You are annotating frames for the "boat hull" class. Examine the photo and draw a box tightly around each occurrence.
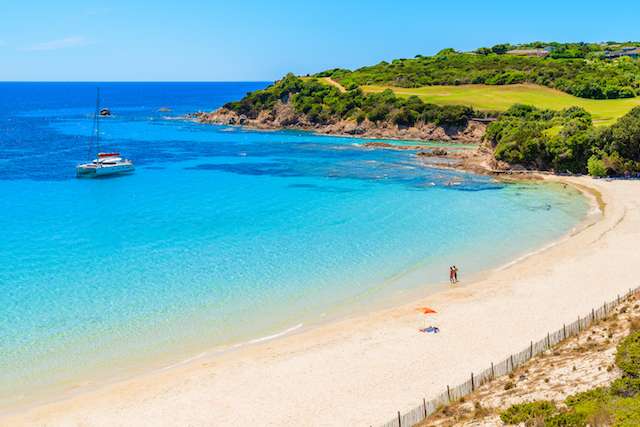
[76,163,135,178]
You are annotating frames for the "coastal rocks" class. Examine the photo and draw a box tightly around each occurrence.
[270,102,298,127]
[195,109,238,125]
[195,103,487,145]
[331,120,366,135]
[192,105,517,175]
[416,148,448,157]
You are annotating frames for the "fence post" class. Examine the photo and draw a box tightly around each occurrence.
[471,372,475,391]
[605,302,607,316]
[547,332,550,349]
[510,354,514,370]
[398,410,401,427]
[423,398,427,418]
[491,362,495,380]
[530,341,533,358]
[447,385,451,402]
[592,308,595,322]
[578,316,581,332]
[563,323,566,340]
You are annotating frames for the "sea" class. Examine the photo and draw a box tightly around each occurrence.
[0,82,590,409]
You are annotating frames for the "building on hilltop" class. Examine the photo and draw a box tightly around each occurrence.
[604,47,640,59]
[505,48,550,57]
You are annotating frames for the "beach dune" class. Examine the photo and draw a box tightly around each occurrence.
[3,177,639,427]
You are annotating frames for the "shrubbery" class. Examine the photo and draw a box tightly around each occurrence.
[499,401,556,424]
[485,105,640,175]
[587,155,607,177]
[616,331,640,378]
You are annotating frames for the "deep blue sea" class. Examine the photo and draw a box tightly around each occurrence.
[0,82,589,408]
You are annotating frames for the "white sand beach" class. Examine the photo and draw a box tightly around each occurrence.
[4,176,640,427]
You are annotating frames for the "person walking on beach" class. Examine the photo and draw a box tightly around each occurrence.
[449,266,455,284]
[452,265,459,283]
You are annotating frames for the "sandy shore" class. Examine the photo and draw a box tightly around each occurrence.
[4,177,640,427]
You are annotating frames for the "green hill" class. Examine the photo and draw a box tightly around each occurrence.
[317,42,640,100]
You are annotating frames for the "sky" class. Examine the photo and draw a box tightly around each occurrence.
[1,0,639,81]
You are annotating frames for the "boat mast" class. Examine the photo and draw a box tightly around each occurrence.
[95,88,100,156]
[87,88,100,161]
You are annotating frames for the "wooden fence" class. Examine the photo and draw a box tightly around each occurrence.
[380,286,640,427]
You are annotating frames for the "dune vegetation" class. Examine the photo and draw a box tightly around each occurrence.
[418,295,640,427]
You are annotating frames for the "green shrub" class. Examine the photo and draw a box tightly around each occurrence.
[610,377,640,397]
[544,411,587,426]
[611,396,640,426]
[587,155,607,177]
[616,331,640,378]
[565,388,610,408]
[500,401,557,425]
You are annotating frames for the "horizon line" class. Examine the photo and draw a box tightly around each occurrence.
[0,80,274,83]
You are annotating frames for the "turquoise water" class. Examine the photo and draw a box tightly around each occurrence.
[0,83,589,408]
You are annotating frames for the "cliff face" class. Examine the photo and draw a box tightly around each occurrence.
[194,101,486,144]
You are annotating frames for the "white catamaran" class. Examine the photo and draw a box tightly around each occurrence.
[76,89,134,178]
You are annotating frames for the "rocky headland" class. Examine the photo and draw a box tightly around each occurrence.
[193,101,486,144]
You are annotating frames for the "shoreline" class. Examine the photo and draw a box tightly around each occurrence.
[4,175,637,427]
[0,178,586,417]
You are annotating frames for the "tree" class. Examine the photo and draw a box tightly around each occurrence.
[602,106,640,162]
[491,43,512,54]
[436,48,458,56]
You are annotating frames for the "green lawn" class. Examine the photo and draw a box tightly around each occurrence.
[362,84,640,126]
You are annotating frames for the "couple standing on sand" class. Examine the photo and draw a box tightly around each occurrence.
[449,265,459,284]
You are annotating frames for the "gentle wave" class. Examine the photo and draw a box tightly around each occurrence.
[247,323,304,345]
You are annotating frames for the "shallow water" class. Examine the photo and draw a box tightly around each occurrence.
[0,83,589,407]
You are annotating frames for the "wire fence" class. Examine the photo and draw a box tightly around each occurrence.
[380,286,640,427]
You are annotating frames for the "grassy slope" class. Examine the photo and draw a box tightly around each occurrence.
[300,76,346,92]
[362,83,640,126]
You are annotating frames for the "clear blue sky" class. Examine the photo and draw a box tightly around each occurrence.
[1,0,639,81]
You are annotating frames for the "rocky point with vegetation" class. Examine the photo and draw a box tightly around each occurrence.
[195,74,486,144]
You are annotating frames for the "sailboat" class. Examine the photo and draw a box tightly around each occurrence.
[76,89,134,178]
